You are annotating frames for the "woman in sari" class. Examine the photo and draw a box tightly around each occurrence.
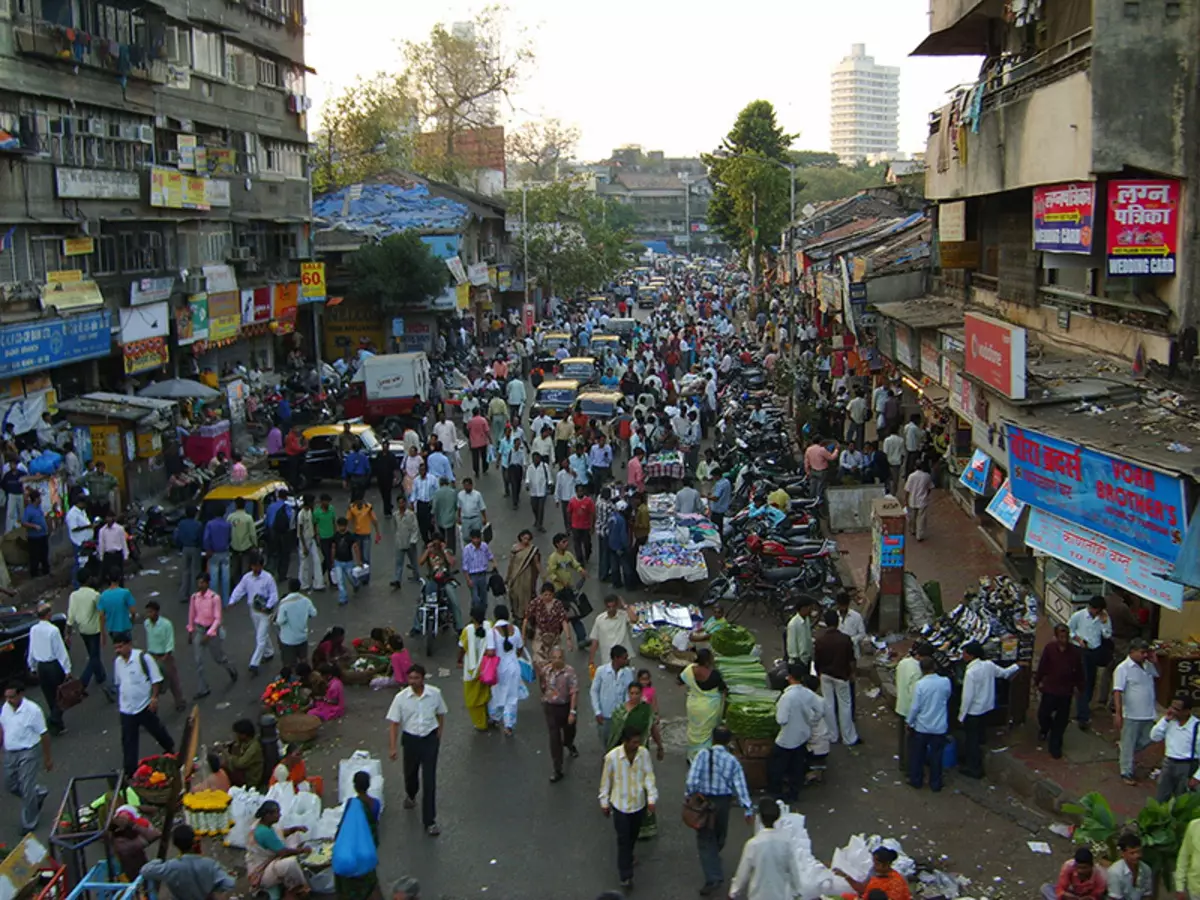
[606,682,664,839]
[524,582,574,671]
[678,648,727,761]
[401,446,422,500]
[504,529,541,621]
[485,605,524,736]
[310,664,345,721]
[244,800,310,900]
[334,771,382,900]
[457,606,492,732]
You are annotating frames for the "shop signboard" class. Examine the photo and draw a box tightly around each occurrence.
[446,257,467,285]
[118,302,169,342]
[985,478,1026,531]
[1025,507,1184,610]
[129,277,176,306]
[176,295,209,345]
[1105,179,1180,278]
[121,337,170,375]
[893,323,915,370]
[0,310,112,378]
[467,262,490,286]
[62,237,94,257]
[959,448,992,495]
[300,262,326,303]
[241,288,268,325]
[1033,183,1095,254]
[964,311,1026,400]
[207,292,241,341]
[273,282,299,335]
[919,335,940,380]
[456,283,470,309]
[1007,424,1188,564]
[55,167,140,201]
[939,201,966,242]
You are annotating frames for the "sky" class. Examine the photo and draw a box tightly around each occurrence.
[304,0,982,161]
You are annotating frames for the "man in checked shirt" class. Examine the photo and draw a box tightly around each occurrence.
[686,725,754,895]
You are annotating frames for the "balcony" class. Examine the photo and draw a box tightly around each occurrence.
[13,18,167,85]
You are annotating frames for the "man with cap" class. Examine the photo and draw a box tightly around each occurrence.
[1113,638,1159,785]
[26,603,69,735]
[957,640,1021,779]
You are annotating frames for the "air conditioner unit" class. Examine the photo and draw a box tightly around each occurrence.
[120,123,139,141]
[137,125,154,144]
[184,274,205,294]
[228,246,252,261]
[88,118,105,136]
[162,150,179,164]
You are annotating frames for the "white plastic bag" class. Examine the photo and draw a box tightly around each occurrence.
[338,750,385,812]
[868,835,916,879]
[225,787,264,849]
[831,834,874,885]
[313,804,344,841]
[282,790,322,834]
[266,780,297,820]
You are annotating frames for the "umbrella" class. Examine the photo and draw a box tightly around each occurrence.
[137,378,221,400]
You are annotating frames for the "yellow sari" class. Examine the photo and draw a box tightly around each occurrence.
[460,622,492,731]
[681,663,724,762]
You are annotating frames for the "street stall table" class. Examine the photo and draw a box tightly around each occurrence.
[644,450,685,482]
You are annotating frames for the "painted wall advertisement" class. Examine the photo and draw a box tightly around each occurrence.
[964,311,1026,400]
[1032,183,1094,254]
[1025,508,1184,610]
[1105,179,1180,277]
[1006,424,1187,564]
[0,310,112,377]
[122,338,169,374]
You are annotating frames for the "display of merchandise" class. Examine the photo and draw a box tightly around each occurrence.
[916,574,1038,669]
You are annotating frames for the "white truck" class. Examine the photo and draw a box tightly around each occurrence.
[344,352,430,431]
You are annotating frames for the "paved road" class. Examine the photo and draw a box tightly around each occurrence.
[18,340,1066,898]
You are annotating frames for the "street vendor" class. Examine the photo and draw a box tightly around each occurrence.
[110,806,161,879]
[245,800,311,900]
[227,718,265,789]
[690,604,730,646]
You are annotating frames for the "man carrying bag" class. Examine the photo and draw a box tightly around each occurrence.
[683,726,754,896]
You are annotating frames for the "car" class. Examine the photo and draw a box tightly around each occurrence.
[201,479,291,545]
[0,606,69,686]
[267,422,384,490]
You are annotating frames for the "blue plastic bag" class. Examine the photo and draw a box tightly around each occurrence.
[518,650,535,684]
[331,797,378,878]
[29,451,62,475]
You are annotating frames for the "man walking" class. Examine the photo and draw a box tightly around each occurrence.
[186,573,237,699]
[687,725,753,896]
[68,574,114,702]
[112,632,175,777]
[431,478,459,552]
[460,529,495,611]
[803,436,838,504]
[814,610,858,745]
[589,595,636,671]
[784,600,815,669]
[525,452,552,533]
[409,463,440,543]
[599,726,658,892]
[540,647,578,783]
[455,478,488,548]
[202,508,232,603]
[957,640,1020,778]
[894,643,932,772]
[140,824,235,900]
[568,483,596,566]
[1150,696,1200,801]
[1068,596,1112,730]
[387,664,447,837]
[769,663,824,802]
[143,601,186,712]
[275,578,318,666]
[906,657,952,792]
[227,498,258,588]
[590,644,635,748]
[1,682,52,835]
[391,498,421,590]
[228,553,278,676]
[374,442,397,518]
[903,461,935,542]
[1035,624,1083,760]
[27,603,69,736]
[466,409,491,477]
[1113,638,1158,785]
[882,428,905,495]
[173,506,204,605]
[729,798,803,900]
[66,493,92,587]
[296,495,326,592]
[265,491,294,581]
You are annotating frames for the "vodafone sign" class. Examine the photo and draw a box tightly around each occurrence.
[964,311,1027,400]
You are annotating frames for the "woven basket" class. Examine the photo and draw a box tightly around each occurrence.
[342,668,378,686]
[277,713,321,744]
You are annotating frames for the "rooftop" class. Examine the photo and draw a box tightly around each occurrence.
[312,181,471,241]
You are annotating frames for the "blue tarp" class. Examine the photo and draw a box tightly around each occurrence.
[640,240,674,256]
[313,183,470,240]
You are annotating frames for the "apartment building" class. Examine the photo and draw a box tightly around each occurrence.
[830,44,900,164]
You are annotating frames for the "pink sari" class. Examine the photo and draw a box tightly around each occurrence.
[310,677,345,721]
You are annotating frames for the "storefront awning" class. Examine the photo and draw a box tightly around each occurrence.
[872,296,964,330]
[57,391,177,425]
[40,280,104,313]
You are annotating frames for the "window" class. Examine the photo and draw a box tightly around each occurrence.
[118,231,164,273]
[202,229,232,265]
[259,138,306,178]
[41,0,72,25]
[93,235,118,276]
[192,29,223,77]
[224,43,254,87]
[256,57,279,88]
[29,235,74,282]
[165,25,191,66]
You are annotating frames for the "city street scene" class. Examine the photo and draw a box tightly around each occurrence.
[0,1,1197,900]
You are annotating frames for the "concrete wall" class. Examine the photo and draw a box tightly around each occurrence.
[864,271,927,305]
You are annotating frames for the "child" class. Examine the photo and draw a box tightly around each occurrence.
[804,674,830,783]
[637,668,658,714]
[389,635,412,685]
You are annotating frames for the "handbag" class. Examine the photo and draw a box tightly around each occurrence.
[478,654,500,686]
[56,676,84,711]
[488,571,507,597]
[682,749,716,831]
[518,649,535,684]
[331,797,378,878]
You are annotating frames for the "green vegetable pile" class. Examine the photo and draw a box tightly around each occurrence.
[710,624,756,657]
[716,654,768,689]
[639,630,671,660]
[725,697,779,740]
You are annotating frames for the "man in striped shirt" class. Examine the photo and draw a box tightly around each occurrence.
[599,726,658,892]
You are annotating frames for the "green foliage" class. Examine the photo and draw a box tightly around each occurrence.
[311,73,416,194]
[1063,792,1121,861]
[345,233,449,312]
[788,150,840,168]
[793,162,888,209]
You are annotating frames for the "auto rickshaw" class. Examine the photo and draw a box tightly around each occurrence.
[201,478,291,546]
[577,389,623,421]
[590,334,621,357]
[540,331,573,354]
[558,356,597,384]
[535,379,582,414]
[267,421,385,490]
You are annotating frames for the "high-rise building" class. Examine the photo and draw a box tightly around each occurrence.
[830,44,900,164]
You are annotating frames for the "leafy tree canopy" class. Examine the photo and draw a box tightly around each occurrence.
[346,232,449,311]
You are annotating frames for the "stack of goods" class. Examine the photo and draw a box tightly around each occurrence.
[637,627,677,661]
[677,513,721,552]
[261,677,311,716]
[130,754,180,805]
[637,541,708,583]
[644,450,685,481]
[182,790,232,836]
[917,574,1038,670]
[713,626,769,691]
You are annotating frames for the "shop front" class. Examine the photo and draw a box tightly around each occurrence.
[0,309,113,420]
[322,295,386,362]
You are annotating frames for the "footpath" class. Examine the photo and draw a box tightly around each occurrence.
[835,491,1158,822]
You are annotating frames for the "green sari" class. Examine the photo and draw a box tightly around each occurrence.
[681,663,724,762]
[608,701,658,839]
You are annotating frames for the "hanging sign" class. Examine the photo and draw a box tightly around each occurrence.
[1105,179,1180,277]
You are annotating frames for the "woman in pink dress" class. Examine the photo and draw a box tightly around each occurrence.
[309,664,345,721]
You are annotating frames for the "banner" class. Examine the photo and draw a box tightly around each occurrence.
[122,337,170,374]
[300,262,326,303]
[958,448,992,495]
[1105,179,1179,277]
[446,257,467,285]
[0,311,112,377]
[62,237,95,257]
[985,479,1026,530]
[1006,424,1188,564]
[241,287,271,325]
[273,282,299,335]
[1032,183,1094,254]
[176,295,209,345]
[207,292,240,341]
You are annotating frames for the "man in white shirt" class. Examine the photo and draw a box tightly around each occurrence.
[846,388,869,448]
[957,641,1020,779]
[228,553,279,676]
[386,664,447,836]
[836,593,868,661]
[588,595,636,671]
[838,442,865,481]
[894,642,934,772]
[66,494,92,587]
[903,460,936,541]
[432,413,461,468]
[1113,638,1158,785]
[1068,596,1113,729]
[1150,696,1200,802]
[882,430,905,495]
[730,798,802,900]
[902,414,926,475]
[785,599,816,668]
[770,663,825,802]
[0,682,53,834]
[27,604,69,735]
[112,632,175,777]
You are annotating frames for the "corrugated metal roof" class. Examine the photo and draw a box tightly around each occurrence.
[312,183,470,240]
[872,296,965,329]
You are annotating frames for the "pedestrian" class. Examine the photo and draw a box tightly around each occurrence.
[66,493,92,587]
[455,478,488,548]
[140,823,236,900]
[1106,833,1152,900]
[803,436,838,504]
[330,518,363,607]
[687,725,754,896]
[785,599,816,669]
[227,497,258,588]
[708,467,731,533]
[588,434,614,487]
[143,601,186,713]
[202,507,232,603]
[568,483,596,565]
[814,610,858,745]
[341,443,372,496]
[275,578,317,667]
[374,442,398,518]
[1035,623,1084,760]
[525,452,552,535]
[386,664,447,837]
[902,413,926,476]
[112,632,176,777]
[525,582,573,670]
[391,497,421,590]
[540,646,578,782]
[1113,638,1158,785]
[98,511,130,585]
[466,409,490,477]
[588,594,636,673]
[346,493,380,583]
[846,387,869,448]
[894,642,932,772]
[554,459,577,532]
[461,529,495,610]
[295,495,326,592]
[21,489,49,577]
[485,606,524,736]
[457,607,492,732]
[1068,595,1112,730]
[431,478,459,552]
[906,657,952,792]
[903,461,935,541]
[487,392,508,447]
[186,573,237,699]
[882,429,905,494]
[729,798,803,900]
[1,681,52,836]
[554,415,574,464]
[769,662,824,802]
[603,501,635,588]
[173,506,204,604]
[311,494,337,579]
[957,640,1021,779]
[26,603,69,735]
[68,574,115,702]
[409,463,439,543]
[334,770,382,900]
[506,437,526,510]
[598,725,658,892]
[590,644,635,748]
[228,553,279,676]
[1150,696,1200,801]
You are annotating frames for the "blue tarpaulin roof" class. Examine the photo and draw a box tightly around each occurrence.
[312,183,470,241]
[640,240,675,256]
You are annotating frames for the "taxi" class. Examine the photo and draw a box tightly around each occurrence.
[557,356,597,384]
[535,379,582,414]
[577,389,623,420]
[267,421,384,489]
[540,331,573,353]
[201,478,290,545]
[589,333,621,355]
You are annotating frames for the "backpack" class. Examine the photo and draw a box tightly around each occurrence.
[272,504,292,536]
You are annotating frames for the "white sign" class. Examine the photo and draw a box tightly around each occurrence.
[446,257,467,285]
[129,276,175,306]
[202,264,238,294]
[467,262,490,286]
[505,213,521,234]
[55,167,141,201]
[939,201,967,243]
[205,180,231,207]
[118,301,170,342]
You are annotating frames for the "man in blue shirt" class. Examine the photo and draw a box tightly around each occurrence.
[173,506,204,605]
[265,491,295,580]
[202,514,232,602]
[342,448,371,494]
[98,572,136,636]
[587,436,614,489]
[708,469,732,532]
[906,657,952,792]
[569,446,591,493]
[21,491,49,577]
[426,442,454,485]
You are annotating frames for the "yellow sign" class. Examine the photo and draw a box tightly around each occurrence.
[62,238,94,257]
[300,262,326,301]
[456,283,470,310]
[183,176,209,210]
[47,270,83,284]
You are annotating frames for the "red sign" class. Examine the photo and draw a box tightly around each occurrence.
[122,337,169,375]
[522,302,535,337]
[964,312,1027,400]
[1032,183,1094,254]
[1105,179,1179,277]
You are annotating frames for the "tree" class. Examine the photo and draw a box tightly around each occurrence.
[788,150,840,169]
[701,100,796,261]
[345,232,449,312]
[310,73,416,194]
[793,162,888,208]
[506,117,580,182]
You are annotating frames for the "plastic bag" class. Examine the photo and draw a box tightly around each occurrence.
[518,649,535,683]
[867,836,916,878]
[486,444,497,465]
[902,573,935,630]
[225,787,265,849]
[313,804,344,841]
[283,790,321,834]
[754,802,851,900]
[830,834,874,884]
[331,798,378,878]
[338,751,385,811]
[266,781,296,821]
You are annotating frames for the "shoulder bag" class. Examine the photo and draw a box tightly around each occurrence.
[682,749,716,831]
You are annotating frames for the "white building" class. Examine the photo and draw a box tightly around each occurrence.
[830,44,900,164]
